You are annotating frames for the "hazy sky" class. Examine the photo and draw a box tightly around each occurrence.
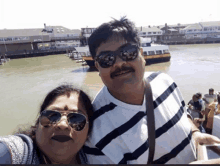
[0,0,219,30]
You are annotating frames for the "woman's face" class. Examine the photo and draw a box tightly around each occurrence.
[36,92,89,164]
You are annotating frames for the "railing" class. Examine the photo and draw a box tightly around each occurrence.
[2,48,75,56]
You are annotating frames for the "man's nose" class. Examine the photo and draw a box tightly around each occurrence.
[113,54,126,68]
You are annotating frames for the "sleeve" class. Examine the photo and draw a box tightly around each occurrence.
[0,135,25,164]
[201,100,206,111]
[0,142,12,164]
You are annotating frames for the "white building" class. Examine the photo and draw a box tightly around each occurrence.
[137,26,162,42]
[180,21,220,39]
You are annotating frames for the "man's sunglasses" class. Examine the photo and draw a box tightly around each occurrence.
[95,44,139,68]
[39,110,88,131]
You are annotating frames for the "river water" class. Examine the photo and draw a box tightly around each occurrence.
[0,43,220,136]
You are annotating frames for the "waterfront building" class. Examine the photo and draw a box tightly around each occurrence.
[0,24,81,58]
[137,26,162,42]
[180,21,220,43]
[80,28,96,45]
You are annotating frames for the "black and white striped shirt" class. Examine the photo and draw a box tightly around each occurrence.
[84,72,196,164]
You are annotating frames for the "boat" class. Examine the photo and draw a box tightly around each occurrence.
[74,37,171,68]
[140,37,171,64]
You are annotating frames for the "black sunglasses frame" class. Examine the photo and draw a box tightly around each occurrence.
[39,110,88,131]
[95,44,140,68]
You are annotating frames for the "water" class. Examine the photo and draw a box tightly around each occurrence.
[0,43,220,136]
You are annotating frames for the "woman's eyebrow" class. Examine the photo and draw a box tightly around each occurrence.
[48,106,85,114]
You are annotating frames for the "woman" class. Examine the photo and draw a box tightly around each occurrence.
[206,94,220,134]
[0,84,94,164]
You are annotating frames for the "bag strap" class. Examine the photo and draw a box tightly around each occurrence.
[145,79,155,164]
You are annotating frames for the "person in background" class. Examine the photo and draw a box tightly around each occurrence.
[196,93,205,113]
[0,84,94,164]
[203,88,217,108]
[83,17,220,164]
[187,94,202,119]
[206,94,220,134]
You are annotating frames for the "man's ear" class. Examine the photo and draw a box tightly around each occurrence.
[95,61,100,71]
[140,47,143,56]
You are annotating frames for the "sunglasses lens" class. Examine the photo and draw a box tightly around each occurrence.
[97,53,116,68]
[120,46,138,61]
[68,113,87,131]
[40,110,61,126]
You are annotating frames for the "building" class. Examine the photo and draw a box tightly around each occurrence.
[0,24,81,57]
[137,26,162,42]
[180,21,220,42]
[80,28,96,45]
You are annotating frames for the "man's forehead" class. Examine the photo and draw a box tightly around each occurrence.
[96,38,128,54]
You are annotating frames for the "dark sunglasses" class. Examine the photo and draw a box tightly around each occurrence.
[95,44,139,68]
[39,110,88,131]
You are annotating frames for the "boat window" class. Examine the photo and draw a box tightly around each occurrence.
[163,50,170,54]
[148,51,155,55]
[156,50,162,55]
[143,51,148,55]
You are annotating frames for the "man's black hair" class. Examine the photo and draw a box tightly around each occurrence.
[196,92,202,98]
[88,16,140,59]
[209,88,214,91]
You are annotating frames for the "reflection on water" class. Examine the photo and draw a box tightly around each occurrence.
[72,66,98,73]
[0,43,220,136]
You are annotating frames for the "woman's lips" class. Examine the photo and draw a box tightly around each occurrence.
[51,135,72,142]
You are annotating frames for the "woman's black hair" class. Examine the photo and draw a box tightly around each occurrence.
[14,84,94,139]
[88,16,140,59]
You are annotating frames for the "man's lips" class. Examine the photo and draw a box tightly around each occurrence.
[51,135,72,142]
[111,67,135,79]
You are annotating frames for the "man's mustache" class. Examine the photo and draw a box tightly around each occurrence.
[110,66,135,78]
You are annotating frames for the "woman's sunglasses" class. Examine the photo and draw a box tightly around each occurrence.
[39,110,88,131]
[95,44,139,68]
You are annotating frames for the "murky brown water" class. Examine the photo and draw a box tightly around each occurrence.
[0,43,220,136]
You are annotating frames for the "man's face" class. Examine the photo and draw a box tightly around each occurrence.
[95,38,146,93]
[209,90,214,95]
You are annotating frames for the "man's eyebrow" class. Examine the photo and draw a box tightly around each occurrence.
[98,43,131,55]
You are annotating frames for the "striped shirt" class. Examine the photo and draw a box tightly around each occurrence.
[84,72,196,164]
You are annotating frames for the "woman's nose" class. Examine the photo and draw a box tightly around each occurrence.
[55,116,70,130]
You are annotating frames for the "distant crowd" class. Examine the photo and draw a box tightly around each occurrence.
[188,88,220,136]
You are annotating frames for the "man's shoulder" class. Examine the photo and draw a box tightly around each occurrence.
[144,71,175,84]
[92,86,111,111]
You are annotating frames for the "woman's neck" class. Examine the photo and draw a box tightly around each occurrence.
[43,152,78,164]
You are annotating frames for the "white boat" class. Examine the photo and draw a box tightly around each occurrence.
[74,38,171,67]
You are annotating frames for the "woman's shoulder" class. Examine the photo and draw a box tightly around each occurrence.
[0,134,39,164]
[0,135,25,164]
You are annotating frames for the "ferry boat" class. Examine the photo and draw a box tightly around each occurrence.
[74,37,171,68]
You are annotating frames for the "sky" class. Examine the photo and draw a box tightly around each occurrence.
[0,0,220,30]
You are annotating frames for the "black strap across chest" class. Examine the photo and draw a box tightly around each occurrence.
[145,79,155,164]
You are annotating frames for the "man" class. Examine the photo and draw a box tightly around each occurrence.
[188,94,202,119]
[84,17,220,164]
[196,92,206,113]
[203,88,217,108]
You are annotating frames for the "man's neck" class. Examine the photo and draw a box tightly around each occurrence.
[108,81,145,105]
